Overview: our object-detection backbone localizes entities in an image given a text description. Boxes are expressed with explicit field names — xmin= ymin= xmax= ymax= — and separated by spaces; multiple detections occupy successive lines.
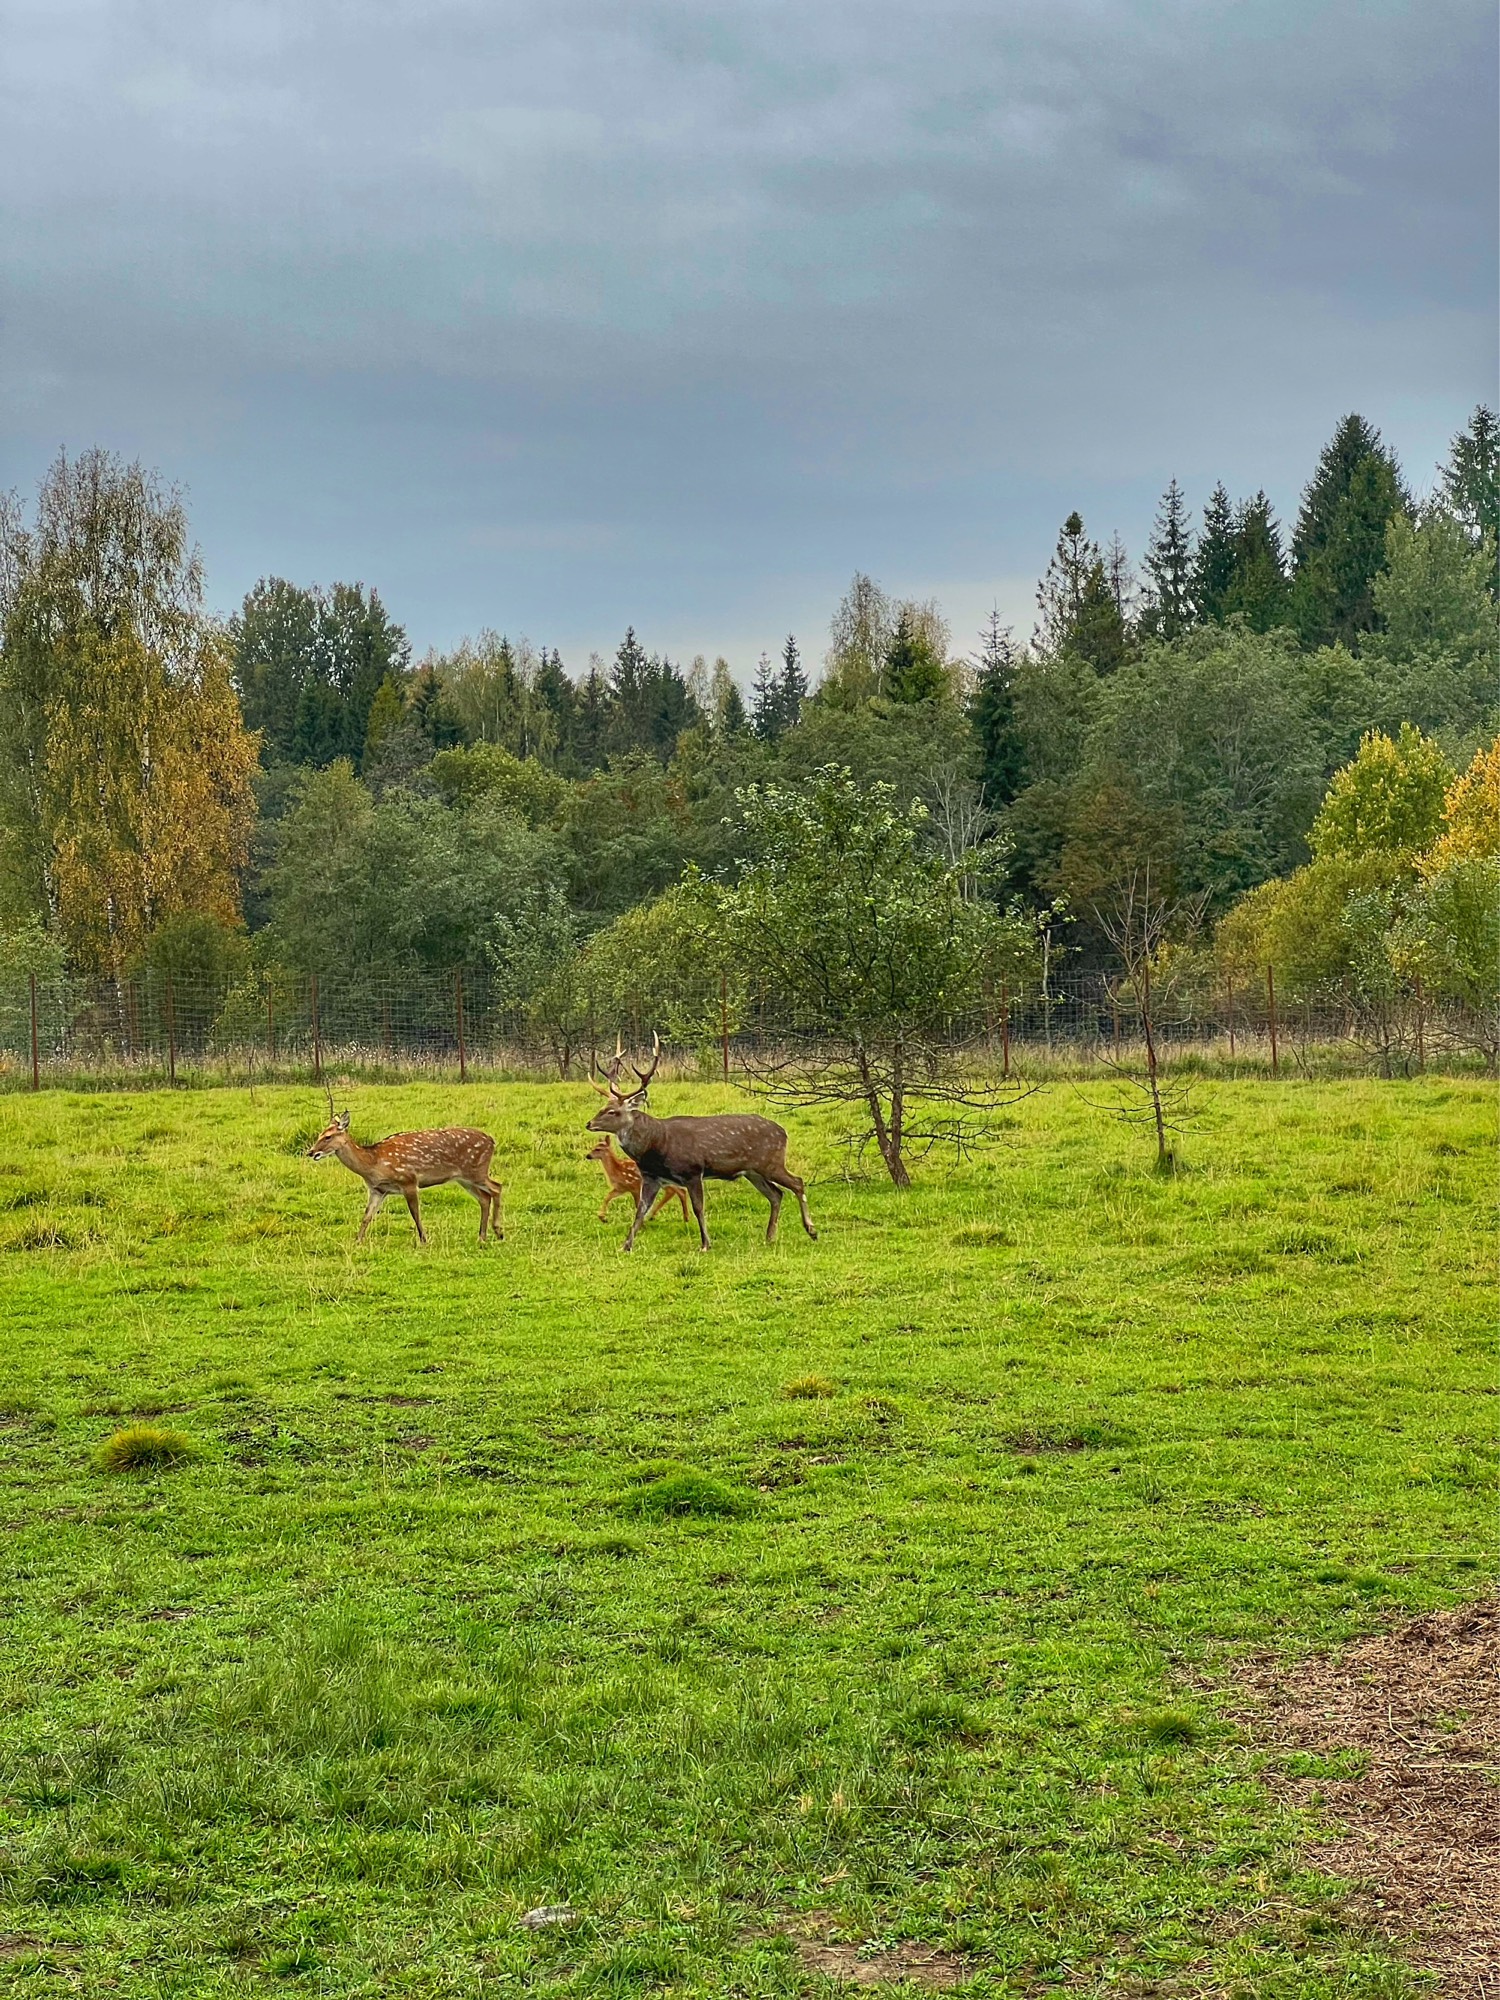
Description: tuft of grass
xmin=617 ymin=1470 xmax=752 ymax=1520
xmin=96 ymin=1424 xmax=196 ymax=1473
xmin=1137 ymin=1709 xmax=1204 ymax=1747
xmin=952 ymin=1224 xmax=1014 ymax=1248
xmin=782 ymin=1373 xmax=839 ymax=1400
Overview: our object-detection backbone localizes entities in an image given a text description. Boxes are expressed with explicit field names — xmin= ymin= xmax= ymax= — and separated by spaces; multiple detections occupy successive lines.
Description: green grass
xmin=0 ymin=1078 xmax=1492 ymax=1997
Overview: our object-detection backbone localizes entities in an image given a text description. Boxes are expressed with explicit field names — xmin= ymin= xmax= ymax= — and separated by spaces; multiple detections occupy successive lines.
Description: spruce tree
xmin=607 ymin=628 xmax=653 ymax=754
xmin=1223 ymin=493 xmax=1289 ymax=632
xmin=1071 ymin=558 xmax=1130 ymax=675
xmin=1439 ymin=405 xmax=1500 ymax=553
xmin=1034 ymin=512 xmax=1096 ymax=657
xmin=777 ymin=633 xmax=808 ymax=732
xmin=1140 ymin=480 xmax=1195 ymax=641
xmin=1192 ymin=484 xmax=1237 ymax=623
xmin=572 ymin=663 xmax=612 ymax=772
xmin=1290 ymin=413 xmax=1409 ymax=648
xmin=969 ymin=611 xmax=1025 ymax=809
xmin=882 ymin=606 xmax=947 ymax=702
xmin=751 ymin=652 xmax=780 ymax=739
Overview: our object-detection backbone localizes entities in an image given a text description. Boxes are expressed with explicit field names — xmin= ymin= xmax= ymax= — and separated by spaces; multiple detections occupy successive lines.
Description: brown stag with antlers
xmin=587 ymin=1036 xmax=816 ymax=1253
xmin=307 ymin=1090 xmax=504 ymax=1244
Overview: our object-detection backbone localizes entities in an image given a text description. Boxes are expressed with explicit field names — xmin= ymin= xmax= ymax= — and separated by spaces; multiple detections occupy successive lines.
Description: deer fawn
xmin=587 ymin=1036 xmax=816 ymax=1253
xmin=585 ymin=1137 xmax=691 ymax=1227
xmin=307 ymin=1106 xmax=504 ymax=1244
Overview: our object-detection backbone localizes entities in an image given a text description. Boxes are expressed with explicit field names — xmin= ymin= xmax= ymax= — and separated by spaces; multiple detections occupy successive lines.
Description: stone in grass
xmin=96 ymin=1424 xmax=196 ymax=1473
xmin=521 ymin=1907 xmax=581 ymax=1930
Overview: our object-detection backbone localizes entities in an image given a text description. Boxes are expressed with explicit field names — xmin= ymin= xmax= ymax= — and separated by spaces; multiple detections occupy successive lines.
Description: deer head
xmin=308 ymin=1109 xmax=352 ymax=1158
xmin=585 ymin=1137 xmax=616 ymax=1162
xmin=585 ymin=1033 xmax=660 ymax=1139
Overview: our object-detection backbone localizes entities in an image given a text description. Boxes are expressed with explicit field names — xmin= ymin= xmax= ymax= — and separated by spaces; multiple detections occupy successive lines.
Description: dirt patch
xmin=1231 ymin=1599 xmax=1498 ymax=1999
xmin=771 ymin=1915 xmax=969 ymax=1989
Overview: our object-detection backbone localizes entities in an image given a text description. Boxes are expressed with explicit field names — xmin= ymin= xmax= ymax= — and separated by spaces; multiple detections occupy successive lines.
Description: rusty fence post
xmin=720 ymin=970 xmax=730 ymax=1082
xmin=1414 ymin=973 xmax=1425 ymax=1073
xmin=1226 ymin=979 xmax=1236 ymax=1058
xmin=455 ymin=969 xmax=468 ymax=1083
xmin=29 ymin=971 xmax=39 ymax=1091
xmin=1266 ymin=964 xmax=1279 ymax=1076
xmin=1000 ymin=978 xmax=1011 ymax=1081
xmin=311 ymin=974 xmax=322 ymax=1079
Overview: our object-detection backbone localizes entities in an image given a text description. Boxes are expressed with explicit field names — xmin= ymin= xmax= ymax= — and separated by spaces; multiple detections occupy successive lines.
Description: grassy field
xmin=0 ymin=1078 xmax=1492 ymax=1998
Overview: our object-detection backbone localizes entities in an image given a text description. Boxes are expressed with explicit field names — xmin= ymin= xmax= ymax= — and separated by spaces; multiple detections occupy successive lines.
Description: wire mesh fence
xmin=0 ymin=963 xmax=1491 ymax=1091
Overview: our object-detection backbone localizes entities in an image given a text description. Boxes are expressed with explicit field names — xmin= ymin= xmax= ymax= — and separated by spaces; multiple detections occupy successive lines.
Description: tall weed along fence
xmin=1 ymin=964 xmax=1489 ymax=1090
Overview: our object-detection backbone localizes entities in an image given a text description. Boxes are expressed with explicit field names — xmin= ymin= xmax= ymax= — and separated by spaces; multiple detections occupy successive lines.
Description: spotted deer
xmin=587 ymin=1035 xmax=816 ymax=1253
xmin=585 ymin=1137 xmax=691 ymax=1227
xmin=307 ymin=1105 xmax=504 ymax=1244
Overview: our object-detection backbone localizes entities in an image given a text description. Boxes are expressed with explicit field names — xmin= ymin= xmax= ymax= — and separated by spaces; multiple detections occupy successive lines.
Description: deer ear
xmin=337 ymin=1110 xmax=351 ymax=1130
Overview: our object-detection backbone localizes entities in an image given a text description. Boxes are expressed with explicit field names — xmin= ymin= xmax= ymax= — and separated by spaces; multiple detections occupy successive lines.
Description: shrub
xmin=96 ymin=1425 xmax=195 ymax=1473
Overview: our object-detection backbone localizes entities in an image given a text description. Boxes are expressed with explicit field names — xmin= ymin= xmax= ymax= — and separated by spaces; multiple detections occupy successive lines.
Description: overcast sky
xmin=3 ymin=0 xmax=1495 ymax=677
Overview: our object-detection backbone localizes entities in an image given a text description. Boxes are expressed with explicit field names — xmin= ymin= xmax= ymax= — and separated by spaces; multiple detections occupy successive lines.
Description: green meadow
xmin=0 ymin=1079 xmax=1492 ymax=1998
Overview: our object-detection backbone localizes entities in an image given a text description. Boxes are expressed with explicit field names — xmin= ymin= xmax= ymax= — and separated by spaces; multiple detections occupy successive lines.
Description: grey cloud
xmin=1 ymin=0 xmax=1493 ymax=667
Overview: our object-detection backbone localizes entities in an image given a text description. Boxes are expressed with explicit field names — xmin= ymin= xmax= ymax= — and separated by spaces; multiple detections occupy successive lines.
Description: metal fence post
xmin=267 ymin=981 xmax=276 ymax=1065
xmin=1226 ymin=979 xmax=1236 ymax=1058
xmin=455 ymin=969 xmax=468 ymax=1083
xmin=720 ymin=970 xmax=730 ymax=1082
xmin=1000 ymin=978 xmax=1011 ymax=1080
xmin=311 ymin=974 xmax=322 ymax=1078
xmin=1266 ymin=964 xmax=1279 ymax=1076
xmin=1414 ymin=973 xmax=1425 ymax=1073
xmin=165 ymin=974 xmax=178 ymax=1087
xmin=29 ymin=971 xmax=39 ymax=1091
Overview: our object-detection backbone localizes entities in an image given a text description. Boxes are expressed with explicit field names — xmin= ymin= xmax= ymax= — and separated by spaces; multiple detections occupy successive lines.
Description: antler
xmin=629 ymin=1030 xmax=662 ymax=1093
xmin=323 ymin=1076 xmax=336 ymax=1124
xmin=590 ymin=1034 xmax=626 ymax=1098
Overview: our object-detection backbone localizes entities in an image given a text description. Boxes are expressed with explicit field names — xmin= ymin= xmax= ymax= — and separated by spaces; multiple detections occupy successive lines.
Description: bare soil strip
xmin=1232 ymin=1601 xmax=1499 ymax=2000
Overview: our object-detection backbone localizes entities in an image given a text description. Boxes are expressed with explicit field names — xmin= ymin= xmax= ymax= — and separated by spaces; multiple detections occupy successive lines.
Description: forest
xmin=0 ymin=408 xmax=1495 ymax=1069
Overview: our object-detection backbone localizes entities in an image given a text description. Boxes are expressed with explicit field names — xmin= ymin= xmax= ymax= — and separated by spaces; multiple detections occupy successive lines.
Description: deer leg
xmin=646 ymin=1186 xmax=682 ymax=1224
xmin=685 ymin=1174 xmax=711 ymax=1251
xmin=747 ymin=1171 xmax=783 ymax=1244
xmin=401 ymin=1183 xmax=427 ymax=1246
xmin=356 ymin=1190 xmax=387 ymax=1243
xmin=775 ymin=1165 xmax=818 ymax=1240
xmin=622 ymin=1178 xmax=664 ymax=1252
xmin=600 ymin=1186 xmax=625 ymax=1219
xmin=487 ymin=1180 xmax=504 ymax=1240
xmin=462 ymin=1181 xmax=490 ymax=1242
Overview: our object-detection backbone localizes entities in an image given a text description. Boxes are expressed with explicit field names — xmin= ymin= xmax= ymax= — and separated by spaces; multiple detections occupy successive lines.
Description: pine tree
xmin=1140 ymin=480 xmax=1195 ymax=641
xmin=882 ymin=606 xmax=947 ymax=702
xmin=751 ymin=652 xmax=780 ymax=739
xmin=777 ymin=634 xmax=808 ymax=732
xmin=1222 ymin=493 xmax=1289 ymax=632
xmin=1192 ymin=484 xmax=1237 ymax=623
xmin=229 ymin=578 xmax=322 ymax=762
xmin=969 ymin=611 xmax=1025 ymax=809
xmin=1290 ymin=413 xmax=1409 ymax=648
xmin=1439 ymin=405 xmax=1500 ymax=553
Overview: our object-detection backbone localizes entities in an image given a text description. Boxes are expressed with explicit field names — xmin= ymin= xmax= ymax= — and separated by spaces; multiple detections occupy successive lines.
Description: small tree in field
xmin=705 ymin=768 xmax=1035 ymax=1187
xmin=1092 ymin=870 xmax=1205 ymax=1172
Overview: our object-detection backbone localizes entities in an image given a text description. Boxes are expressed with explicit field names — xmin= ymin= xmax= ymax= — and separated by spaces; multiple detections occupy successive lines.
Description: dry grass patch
xmin=1233 ymin=1599 xmax=1499 ymax=2000
xmin=96 ymin=1425 xmax=196 ymax=1473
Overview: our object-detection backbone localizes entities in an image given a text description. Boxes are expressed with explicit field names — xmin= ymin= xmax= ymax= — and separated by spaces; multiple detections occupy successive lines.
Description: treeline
xmin=0 ymin=411 xmax=1495 ymax=1050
